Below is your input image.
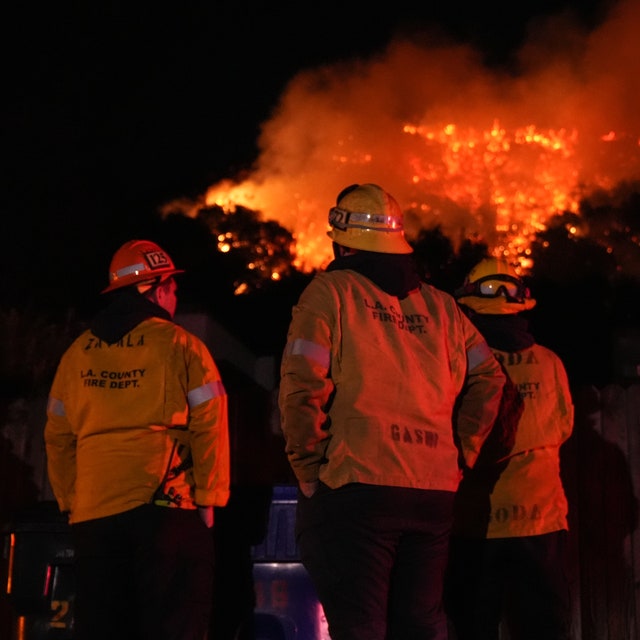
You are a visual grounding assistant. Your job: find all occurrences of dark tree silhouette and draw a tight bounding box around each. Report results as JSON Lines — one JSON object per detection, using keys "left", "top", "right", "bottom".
{"left": 411, "top": 225, "right": 489, "bottom": 293}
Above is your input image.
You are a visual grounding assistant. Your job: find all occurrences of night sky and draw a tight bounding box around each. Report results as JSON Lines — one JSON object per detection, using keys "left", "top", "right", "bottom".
{"left": 2, "top": 0, "right": 608, "bottom": 312}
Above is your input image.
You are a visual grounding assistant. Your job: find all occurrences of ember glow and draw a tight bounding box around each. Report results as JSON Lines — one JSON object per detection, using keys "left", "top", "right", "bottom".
{"left": 162, "top": 0, "right": 640, "bottom": 279}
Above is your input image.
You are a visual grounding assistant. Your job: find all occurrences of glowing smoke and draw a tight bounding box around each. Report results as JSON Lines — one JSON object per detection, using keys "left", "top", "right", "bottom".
{"left": 162, "top": 0, "right": 640, "bottom": 271}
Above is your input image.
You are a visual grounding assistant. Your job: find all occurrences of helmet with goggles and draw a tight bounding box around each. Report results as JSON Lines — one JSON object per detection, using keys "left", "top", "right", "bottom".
{"left": 327, "top": 183, "right": 413, "bottom": 254}
{"left": 455, "top": 257, "right": 536, "bottom": 314}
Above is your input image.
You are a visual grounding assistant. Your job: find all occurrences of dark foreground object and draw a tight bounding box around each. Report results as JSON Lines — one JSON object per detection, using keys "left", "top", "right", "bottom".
{"left": 2, "top": 486, "right": 325, "bottom": 640}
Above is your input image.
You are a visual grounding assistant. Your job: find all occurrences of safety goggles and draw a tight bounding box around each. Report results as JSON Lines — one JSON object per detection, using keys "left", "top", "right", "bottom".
{"left": 459, "top": 275, "right": 529, "bottom": 303}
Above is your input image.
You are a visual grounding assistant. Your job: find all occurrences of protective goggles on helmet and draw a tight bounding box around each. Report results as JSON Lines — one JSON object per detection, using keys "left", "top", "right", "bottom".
{"left": 328, "top": 206, "right": 405, "bottom": 232}
{"left": 458, "top": 275, "right": 529, "bottom": 303}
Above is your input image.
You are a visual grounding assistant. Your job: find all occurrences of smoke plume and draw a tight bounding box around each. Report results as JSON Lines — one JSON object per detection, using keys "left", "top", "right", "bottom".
{"left": 163, "top": 0, "right": 640, "bottom": 270}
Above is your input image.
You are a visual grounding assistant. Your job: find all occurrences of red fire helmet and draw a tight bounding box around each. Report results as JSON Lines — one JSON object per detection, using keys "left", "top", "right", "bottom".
{"left": 102, "top": 239, "right": 184, "bottom": 293}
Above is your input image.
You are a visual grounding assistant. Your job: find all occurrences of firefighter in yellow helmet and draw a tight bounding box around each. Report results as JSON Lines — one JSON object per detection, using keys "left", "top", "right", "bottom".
{"left": 278, "top": 184, "right": 506, "bottom": 640}
{"left": 327, "top": 182, "right": 414, "bottom": 254}
{"left": 45, "top": 239, "right": 230, "bottom": 640}
{"left": 446, "top": 257, "right": 574, "bottom": 640}
{"left": 454, "top": 257, "right": 537, "bottom": 315}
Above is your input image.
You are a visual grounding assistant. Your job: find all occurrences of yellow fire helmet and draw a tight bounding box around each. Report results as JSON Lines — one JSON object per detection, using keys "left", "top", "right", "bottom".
{"left": 455, "top": 257, "right": 537, "bottom": 314}
{"left": 327, "top": 183, "right": 413, "bottom": 254}
{"left": 102, "top": 239, "right": 184, "bottom": 293}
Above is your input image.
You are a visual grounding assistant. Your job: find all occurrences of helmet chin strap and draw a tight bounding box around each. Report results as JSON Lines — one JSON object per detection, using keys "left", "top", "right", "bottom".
{"left": 135, "top": 280, "right": 157, "bottom": 295}
{"left": 139, "top": 277, "right": 177, "bottom": 318}
{"left": 333, "top": 243, "right": 357, "bottom": 259}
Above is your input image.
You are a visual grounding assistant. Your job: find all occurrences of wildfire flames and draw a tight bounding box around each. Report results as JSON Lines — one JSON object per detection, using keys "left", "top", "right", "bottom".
{"left": 162, "top": 0, "right": 640, "bottom": 280}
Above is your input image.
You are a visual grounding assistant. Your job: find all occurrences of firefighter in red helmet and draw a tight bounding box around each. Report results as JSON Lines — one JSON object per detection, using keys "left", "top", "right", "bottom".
{"left": 446, "top": 257, "right": 574, "bottom": 640}
{"left": 101, "top": 238, "right": 185, "bottom": 293}
{"left": 45, "top": 239, "right": 230, "bottom": 640}
{"left": 278, "top": 184, "right": 506, "bottom": 640}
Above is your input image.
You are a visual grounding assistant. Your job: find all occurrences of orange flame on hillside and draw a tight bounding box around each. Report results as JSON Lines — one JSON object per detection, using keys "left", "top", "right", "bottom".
{"left": 162, "top": 0, "right": 640, "bottom": 279}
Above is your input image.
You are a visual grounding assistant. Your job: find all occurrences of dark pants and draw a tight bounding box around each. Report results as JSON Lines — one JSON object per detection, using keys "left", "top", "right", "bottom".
{"left": 445, "top": 530, "right": 572, "bottom": 640}
{"left": 71, "top": 504, "right": 214, "bottom": 640}
{"left": 210, "top": 485, "right": 273, "bottom": 640}
{"left": 296, "top": 483, "right": 455, "bottom": 640}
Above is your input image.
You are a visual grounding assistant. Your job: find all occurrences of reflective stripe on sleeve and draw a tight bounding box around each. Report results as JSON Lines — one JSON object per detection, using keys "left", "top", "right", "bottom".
{"left": 188, "top": 380, "right": 226, "bottom": 408}
{"left": 284, "top": 338, "right": 330, "bottom": 371}
{"left": 467, "top": 341, "right": 492, "bottom": 372}
{"left": 48, "top": 396, "right": 66, "bottom": 417}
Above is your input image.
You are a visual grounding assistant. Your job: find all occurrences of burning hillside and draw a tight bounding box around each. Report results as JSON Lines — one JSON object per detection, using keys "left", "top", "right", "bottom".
{"left": 161, "top": 0, "right": 640, "bottom": 277}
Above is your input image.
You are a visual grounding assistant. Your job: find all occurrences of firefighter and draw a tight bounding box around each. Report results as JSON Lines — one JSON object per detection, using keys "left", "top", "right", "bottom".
{"left": 45, "top": 239, "right": 230, "bottom": 640}
{"left": 278, "top": 183, "right": 506, "bottom": 640}
{"left": 446, "top": 257, "right": 574, "bottom": 640}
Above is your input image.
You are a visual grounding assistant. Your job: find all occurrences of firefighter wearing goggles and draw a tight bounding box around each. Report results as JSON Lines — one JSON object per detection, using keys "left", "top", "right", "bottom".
{"left": 447, "top": 257, "right": 574, "bottom": 640}
{"left": 454, "top": 257, "right": 536, "bottom": 314}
